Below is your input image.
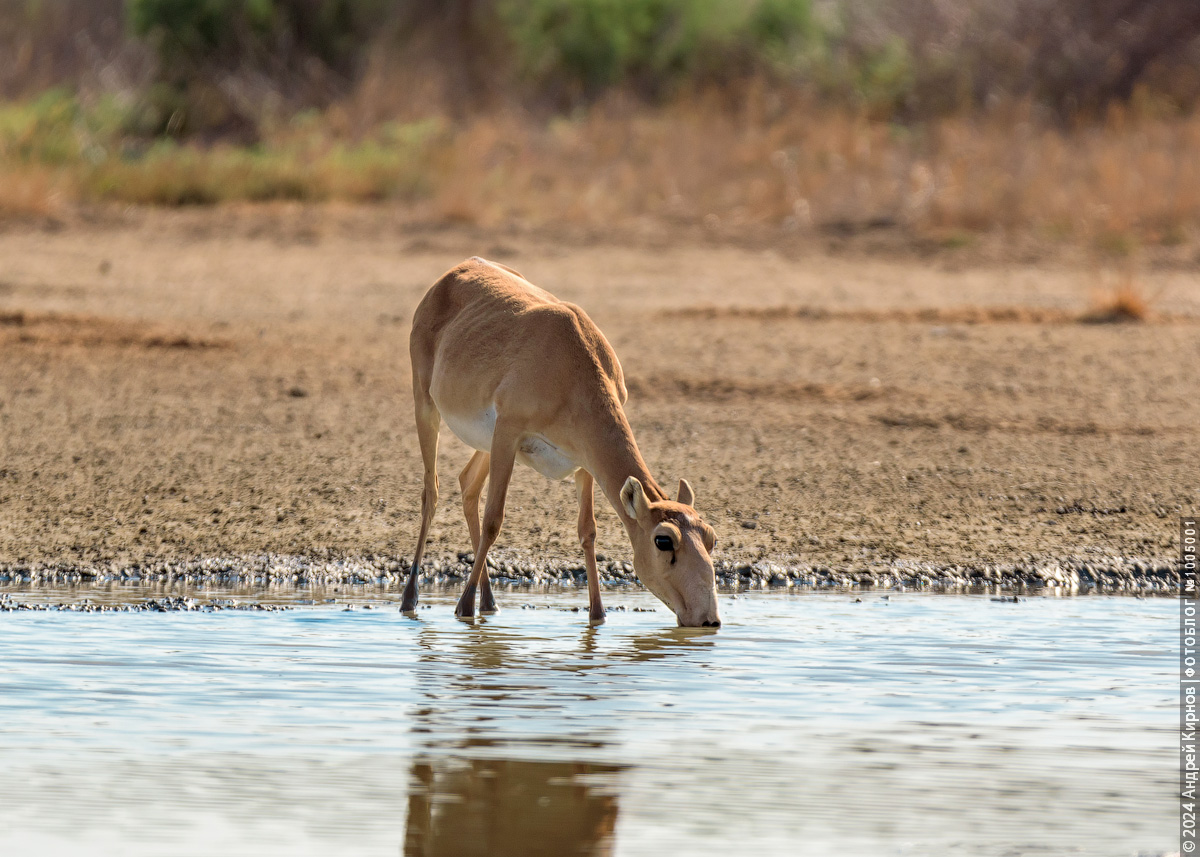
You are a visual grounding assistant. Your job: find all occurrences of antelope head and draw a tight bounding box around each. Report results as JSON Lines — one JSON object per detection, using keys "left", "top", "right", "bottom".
{"left": 620, "top": 476, "right": 720, "bottom": 628}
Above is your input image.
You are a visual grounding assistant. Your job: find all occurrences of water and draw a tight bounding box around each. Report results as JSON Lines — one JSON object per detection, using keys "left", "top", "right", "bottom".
{"left": 0, "top": 589, "right": 1175, "bottom": 856}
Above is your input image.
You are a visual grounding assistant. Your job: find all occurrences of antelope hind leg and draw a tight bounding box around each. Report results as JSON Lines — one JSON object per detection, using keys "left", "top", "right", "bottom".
{"left": 402, "top": 392, "right": 441, "bottom": 614}
{"left": 459, "top": 451, "right": 497, "bottom": 614}
{"left": 456, "top": 423, "right": 518, "bottom": 619}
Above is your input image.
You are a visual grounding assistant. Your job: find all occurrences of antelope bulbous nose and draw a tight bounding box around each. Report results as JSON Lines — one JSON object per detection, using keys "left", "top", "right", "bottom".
{"left": 701, "top": 619, "right": 721, "bottom": 628}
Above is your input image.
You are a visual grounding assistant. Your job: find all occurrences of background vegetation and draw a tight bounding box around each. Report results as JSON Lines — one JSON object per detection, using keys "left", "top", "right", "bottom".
{"left": 1, "top": 0, "right": 1199, "bottom": 254}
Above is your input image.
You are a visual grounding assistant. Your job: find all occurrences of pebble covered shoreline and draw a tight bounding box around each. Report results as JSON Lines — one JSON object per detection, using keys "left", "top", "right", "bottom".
{"left": 0, "top": 550, "right": 1178, "bottom": 604}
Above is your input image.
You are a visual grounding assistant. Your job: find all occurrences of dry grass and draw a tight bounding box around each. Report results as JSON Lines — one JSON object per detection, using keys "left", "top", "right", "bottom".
{"left": 0, "top": 164, "right": 62, "bottom": 219}
{"left": 0, "top": 87, "right": 1198, "bottom": 255}
{"left": 80, "top": 134, "right": 438, "bottom": 206}
{"left": 1081, "top": 272, "right": 1157, "bottom": 324}
{"left": 419, "top": 94, "right": 1200, "bottom": 250}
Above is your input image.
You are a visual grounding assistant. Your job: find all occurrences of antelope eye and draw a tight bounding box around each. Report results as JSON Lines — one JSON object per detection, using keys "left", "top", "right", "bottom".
{"left": 654, "top": 534, "right": 674, "bottom": 552}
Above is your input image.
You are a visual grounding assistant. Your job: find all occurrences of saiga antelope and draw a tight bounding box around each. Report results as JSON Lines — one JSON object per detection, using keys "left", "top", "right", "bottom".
{"left": 402, "top": 257, "right": 720, "bottom": 628}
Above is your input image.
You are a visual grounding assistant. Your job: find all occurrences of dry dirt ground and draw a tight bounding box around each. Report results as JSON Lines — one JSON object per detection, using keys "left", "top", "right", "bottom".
{"left": 0, "top": 206, "right": 1196, "bottom": 581}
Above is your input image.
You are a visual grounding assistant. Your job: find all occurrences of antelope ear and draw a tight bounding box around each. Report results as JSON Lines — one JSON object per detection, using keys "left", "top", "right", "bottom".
{"left": 677, "top": 478, "right": 695, "bottom": 507}
{"left": 621, "top": 476, "right": 651, "bottom": 521}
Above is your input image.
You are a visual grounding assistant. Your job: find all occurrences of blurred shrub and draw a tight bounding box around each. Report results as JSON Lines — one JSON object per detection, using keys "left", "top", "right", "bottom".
{"left": 0, "top": 0, "right": 138, "bottom": 100}
{"left": 499, "top": 0, "right": 819, "bottom": 99}
{"left": 128, "top": 0, "right": 384, "bottom": 71}
{"left": 1019, "top": 0, "right": 1200, "bottom": 114}
{"left": 0, "top": 89, "right": 127, "bottom": 164}
{"left": 127, "top": 0, "right": 273, "bottom": 63}
{"left": 851, "top": 0, "right": 1200, "bottom": 117}
{"left": 1, "top": 0, "right": 1199, "bottom": 133}
{"left": 0, "top": 89, "right": 81, "bottom": 164}
{"left": 126, "top": 0, "right": 394, "bottom": 136}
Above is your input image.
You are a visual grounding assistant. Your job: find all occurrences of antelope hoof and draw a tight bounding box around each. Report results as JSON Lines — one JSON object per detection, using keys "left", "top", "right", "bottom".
{"left": 480, "top": 591, "right": 498, "bottom": 615}
{"left": 589, "top": 609, "right": 606, "bottom": 626}
{"left": 400, "top": 577, "right": 419, "bottom": 614}
{"left": 455, "top": 585, "right": 477, "bottom": 619}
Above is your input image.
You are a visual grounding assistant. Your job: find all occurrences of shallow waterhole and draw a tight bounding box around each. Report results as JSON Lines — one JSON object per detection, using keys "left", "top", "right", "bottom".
{"left": 0, "top": 588, "right": 1173, "bottom": 857}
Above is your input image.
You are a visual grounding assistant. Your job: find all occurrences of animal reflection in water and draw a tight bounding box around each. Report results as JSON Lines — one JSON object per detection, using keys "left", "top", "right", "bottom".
{"left": 403, "top": 757, "right": 621, "bottom": 857}
{"left": 401, "top": 624, "right": 714, "bottom": 855}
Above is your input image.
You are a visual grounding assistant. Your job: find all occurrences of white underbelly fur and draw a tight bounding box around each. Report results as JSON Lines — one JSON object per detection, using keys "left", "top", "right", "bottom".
{"left": 440, "top": 404, "right": 579, "bottom": 481}
{"left": 516, "top": 435, "right": 579, "bottom": 480}
{"left": 442, "top": 405, "right": 496, "bottom": 454}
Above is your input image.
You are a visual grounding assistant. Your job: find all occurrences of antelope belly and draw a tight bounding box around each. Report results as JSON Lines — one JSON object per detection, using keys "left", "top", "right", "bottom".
{"left": 442, "top": 405, "right": 496, "bottom": 453}
{"left": 517, "top": 435, "right": 579, "bottom": 480}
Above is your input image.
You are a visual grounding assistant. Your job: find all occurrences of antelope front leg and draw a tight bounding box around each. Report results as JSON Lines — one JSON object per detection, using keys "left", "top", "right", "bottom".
{"left": 575, "top": 470, "right": 605, "bottom": 625}
{"left": 455, "top": 426, "right": 517, "bottom": 619}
